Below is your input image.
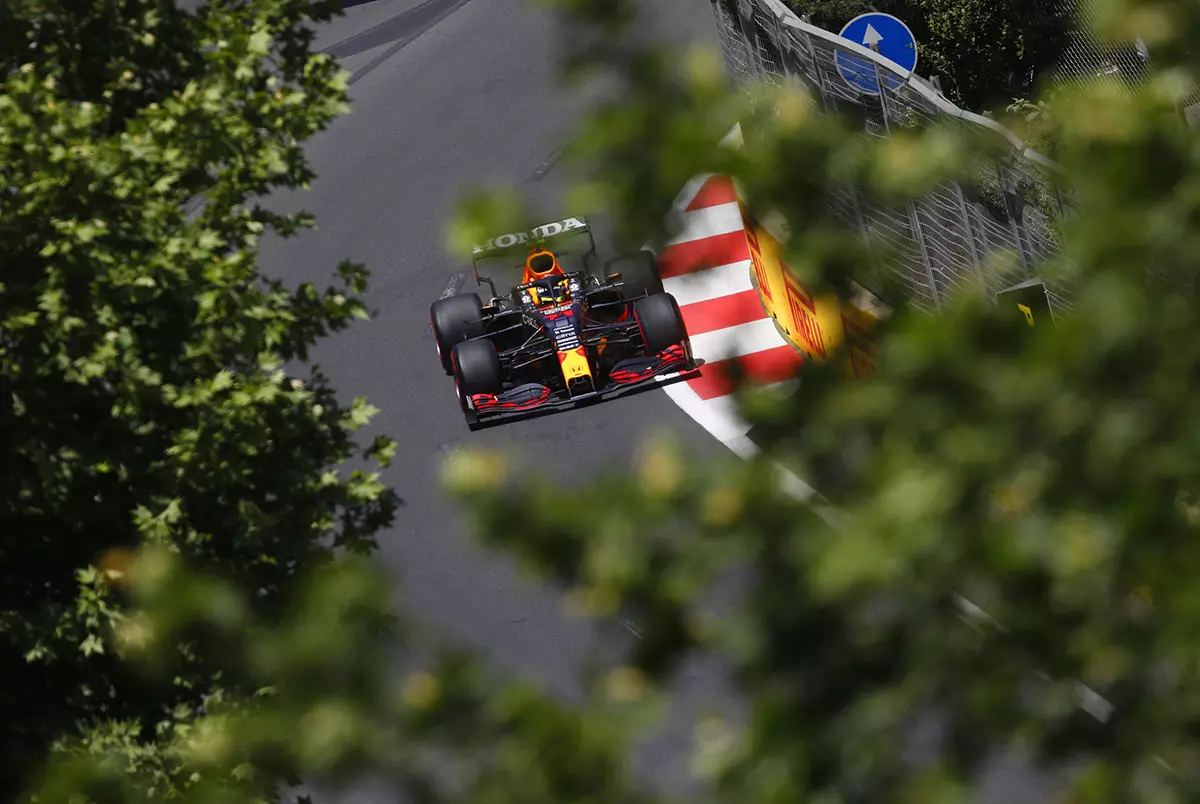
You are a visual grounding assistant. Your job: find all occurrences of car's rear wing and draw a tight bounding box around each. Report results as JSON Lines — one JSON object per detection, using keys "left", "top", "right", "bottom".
{"left": 471, "top": 216, "right": 594, "bottom": 259}
{"left": 470, "top": 216, "right": 597, "bottom": 296}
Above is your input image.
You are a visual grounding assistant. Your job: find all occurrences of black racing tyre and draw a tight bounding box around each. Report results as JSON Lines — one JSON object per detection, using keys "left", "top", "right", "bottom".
{"left": 604, "top": 249, "right": 664, "bottom": 298}
{"left": 451, "top": 339, "right": 503, "bottom": 409}
{"left": 431, "top": 293, "right": 484, "bottom": 374}
{"left": 634, "top": 292, "right": 686, "bottom": 355}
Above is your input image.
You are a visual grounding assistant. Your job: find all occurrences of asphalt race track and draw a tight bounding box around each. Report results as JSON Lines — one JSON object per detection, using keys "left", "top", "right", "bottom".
{"left": 253, "top": 0, "right": 1064, "bottom": 800}
{"left": 257, "top": 0, "right": 737, "bottom": 796}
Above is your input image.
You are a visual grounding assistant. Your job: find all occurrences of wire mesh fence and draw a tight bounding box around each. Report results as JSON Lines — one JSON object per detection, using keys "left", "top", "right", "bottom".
{"left": 1055, "top": 0, "right": 1200, "bottom": 123}
{"left": 1055, "top": 0, "right": 1151, "bottom": 91}
{"left": 710, "top": 0, "right": 1073, "bottom": 315}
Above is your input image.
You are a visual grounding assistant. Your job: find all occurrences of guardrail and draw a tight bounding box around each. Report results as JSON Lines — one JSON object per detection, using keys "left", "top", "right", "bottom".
{"left": 710, "top": 0, "right": 1074, "bottom": 317}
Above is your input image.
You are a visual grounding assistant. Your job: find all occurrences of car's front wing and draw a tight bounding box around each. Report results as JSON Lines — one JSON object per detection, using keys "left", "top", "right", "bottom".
{"left": 462, "top": 343, "right": 702, "bottom": 430}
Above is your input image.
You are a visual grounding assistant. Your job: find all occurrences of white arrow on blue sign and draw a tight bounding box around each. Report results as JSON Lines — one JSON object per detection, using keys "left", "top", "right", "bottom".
{"left": 834, "top": 12, "right": 919, "bottom": 96}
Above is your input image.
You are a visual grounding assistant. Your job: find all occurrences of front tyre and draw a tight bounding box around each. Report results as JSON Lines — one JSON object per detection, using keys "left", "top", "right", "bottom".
{"left": 633, "top": 292, "right": 687, "bottom": 355}
{"left": 451, "top": 339, "right": 503, "bottom": 413}
{"left": 431, "top": 293, "right": 485, "bottom": 374}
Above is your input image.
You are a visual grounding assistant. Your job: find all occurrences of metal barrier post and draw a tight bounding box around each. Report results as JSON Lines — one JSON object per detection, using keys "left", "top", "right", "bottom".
{"left": 953, "top": 183, "right": 991, "bottom": 302}
{"left": 872, "top": 47, "right": 942, "bottom": 309}
{"left": 995, "top": 157, "right": 1032, "bottom": 275}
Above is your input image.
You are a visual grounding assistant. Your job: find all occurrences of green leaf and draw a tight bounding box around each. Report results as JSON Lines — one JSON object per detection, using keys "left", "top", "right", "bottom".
{"left": 80, "top": 634, "right": 105, "bottom": 656}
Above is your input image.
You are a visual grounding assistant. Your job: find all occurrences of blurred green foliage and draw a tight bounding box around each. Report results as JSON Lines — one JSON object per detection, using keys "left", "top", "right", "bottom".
{"left": 0, "top": 0, "right": 397, "bottom": 797}
{"left": 10, "top": 0, "right": 1200, "bottom": 802}
{"left": 784, "top": 0, "right": 1073, "bottom": 112}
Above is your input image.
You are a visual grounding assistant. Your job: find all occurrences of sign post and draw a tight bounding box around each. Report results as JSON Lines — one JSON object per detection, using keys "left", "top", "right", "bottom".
{"left": 834, "top": 12, "right": 919, "bottom": 96}
{"left": 996, "top": 278, "right": 1054, "bottom": 328}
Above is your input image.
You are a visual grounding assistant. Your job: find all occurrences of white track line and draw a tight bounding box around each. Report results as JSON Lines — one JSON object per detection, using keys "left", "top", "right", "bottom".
{"left": 669, "top": 173, "right": 717, "bottom": 210}
{"left": 650, "top": 154, "right": 821, "bottom": 505}
{"left": 660, "top": 381, "right": 752, "bottom": 443}
{"left": 688, "top": 318, "right": 787, "bottom": 362}
{"left": 666, "top": 202, "right": 745, "bottom": 244}
{"left": 663, "top": 260, "right": 755, "bottom": 307}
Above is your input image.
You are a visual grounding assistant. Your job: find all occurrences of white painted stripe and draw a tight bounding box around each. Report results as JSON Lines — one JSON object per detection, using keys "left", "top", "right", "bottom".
{"left": 688, "top": 318, "right": 783, "bottom": 362}
{"left": 720, "top": 123, "right": 744, "bottom": 149}
{"left": 666, "top": 202, "right": 744, "bottom": 245}
{"left": 659, "top": 381, "right": 822, "bottom": 500}
{"left": 719, "top": 432, "right": 761, "bottom": 460}
{"left": 663, "top": 384, "right": 825, "bottom": 510}
{"left": 663, "top": 260, "right": 754, "bottom": 306}
{"left": 669, "top": 173, "right": 716, "bottom": 211}
{"left": 694, "top": 393, "right": 754, "bottom": 438}
{"left": 661, "top": 382, "right": 752, "bottom": 443}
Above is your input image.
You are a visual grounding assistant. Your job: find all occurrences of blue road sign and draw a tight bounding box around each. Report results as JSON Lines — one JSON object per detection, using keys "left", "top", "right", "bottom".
{"left": 834, "top": 12, "right": 919, "bottom": 96}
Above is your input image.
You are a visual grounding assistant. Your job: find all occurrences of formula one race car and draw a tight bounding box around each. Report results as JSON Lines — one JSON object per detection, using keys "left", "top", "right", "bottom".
{"left": 430, "top": 215, "right": 700, "bottom": 430}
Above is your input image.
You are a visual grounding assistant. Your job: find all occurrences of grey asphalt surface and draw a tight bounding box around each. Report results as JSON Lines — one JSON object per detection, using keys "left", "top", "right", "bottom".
{"left": 258, "top": 0, "right": 738, "bottom": 796}
{"left": 276, "top": 0, "right": 724, "bottom": 691}
{"left": 255, "top": 0, "right": 1065, "bottom": 800}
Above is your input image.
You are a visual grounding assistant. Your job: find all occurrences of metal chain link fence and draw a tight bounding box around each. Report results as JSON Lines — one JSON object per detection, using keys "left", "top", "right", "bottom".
{"left": 1055, "top": 0, "right": 1200, "bottom": 123}
{"left": 710, "top": 0, "right": 1075, "bottom": 315}
{"left": 1055, "top": 0, "right": 1150, "bottom": 91}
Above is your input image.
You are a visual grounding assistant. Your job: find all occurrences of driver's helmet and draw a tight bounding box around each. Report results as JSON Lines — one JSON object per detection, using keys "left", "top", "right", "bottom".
{"left": 522, "top": 247, "right": 563, "bottom": 284}
{"left": 527, "top": 275, "right": 571, "bottom": 307}
{"left": 547, "top": 276, "right": 571, "bottom": 304}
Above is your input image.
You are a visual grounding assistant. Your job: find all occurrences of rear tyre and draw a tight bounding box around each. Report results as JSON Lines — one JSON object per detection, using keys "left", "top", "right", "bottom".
{"left": 451, "top": 339, "right": 503, "bottom": 412}
{"left": 431, "top": 293, "right": 484, "bottom": 374}
{"left": 634, "top": 292, "right": 687, "bottom": 355}
{"left": 605, "top": 250, "right": 664, "bottom": 298}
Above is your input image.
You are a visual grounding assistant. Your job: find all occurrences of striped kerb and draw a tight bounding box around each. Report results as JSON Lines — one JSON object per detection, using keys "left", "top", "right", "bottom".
{"left": 656, "top": 175, "right": 804, "bottom": 403}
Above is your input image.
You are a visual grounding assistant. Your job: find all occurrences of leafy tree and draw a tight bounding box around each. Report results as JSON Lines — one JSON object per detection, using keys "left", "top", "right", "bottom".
{"left": 908, "top": 0, "right": 1073, "bottom": 112}
{"left": 784, "top": 0, "right": 904, "bottom": 33}
{"left": 783, "top": 0, "right": 1073, "bottom": 112}
{"left": 0, "top": 0, "right": 397, "bottom": 797}
{"left": 14, "top": 0, "right": 1200, "bottom": 802}
{"left": 1002, "top": 95, "right": 1063, "bottom": 160}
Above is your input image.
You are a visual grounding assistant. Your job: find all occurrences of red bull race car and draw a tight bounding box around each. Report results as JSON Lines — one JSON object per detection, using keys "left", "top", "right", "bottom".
{"left": 429, "top": 216, "right": 700, "bottom": 430}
